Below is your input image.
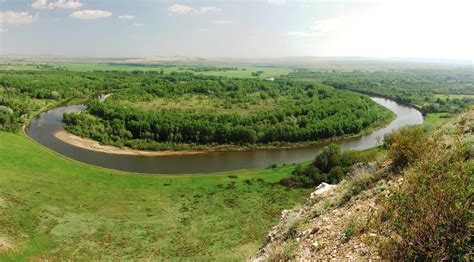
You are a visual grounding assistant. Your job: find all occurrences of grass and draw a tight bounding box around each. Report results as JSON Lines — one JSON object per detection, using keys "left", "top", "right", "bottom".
{"left": 115, "top": 93, "right": 282, "bottom": 115}
{"left": 341, "top": 220, "right": 358, "bottom": 242}
{"left": 196, "top": 67, "right": 292, "bottom": 78}
{"left": 434, "top": 94, "right": 474, "bottom": 100}
{"left": 424, "top": 112, "right": 453, "bottom": 124}
{"left": 62, "top": 64, "right": 293, "bottom": 79}
{"left": 0, "top": 132, "right": 310, "bottom": 260}
{"left": 0, "top": 61, "right": 293, "bottom": 79}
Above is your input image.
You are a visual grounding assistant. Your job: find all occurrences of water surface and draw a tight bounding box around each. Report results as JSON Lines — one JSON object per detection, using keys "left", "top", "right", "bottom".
{"left": 27, "top": 97, "right": 423, "bottom": 174}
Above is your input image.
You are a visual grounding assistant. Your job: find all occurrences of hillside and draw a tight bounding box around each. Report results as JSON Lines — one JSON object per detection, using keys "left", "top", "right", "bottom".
{"left": 0, "top": 131, "right": 311, "bottom": 260}
{"left": 254, "top": 107, "right": 473, "bottom": 261}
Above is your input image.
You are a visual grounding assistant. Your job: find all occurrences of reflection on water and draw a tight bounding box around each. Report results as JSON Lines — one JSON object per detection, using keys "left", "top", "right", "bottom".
{"left": 26, "top": 98, "right": 423, "bottom": 174}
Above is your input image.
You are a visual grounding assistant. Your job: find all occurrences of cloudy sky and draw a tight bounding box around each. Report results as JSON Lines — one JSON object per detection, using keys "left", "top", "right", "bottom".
{"left": 0, "top": 0, "right": 473, "bottom": 59}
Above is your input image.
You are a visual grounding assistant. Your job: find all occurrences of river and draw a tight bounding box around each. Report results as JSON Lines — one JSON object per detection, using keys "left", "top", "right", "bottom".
{"left": 26, "top": 97, "right": 423, "bottom": 174}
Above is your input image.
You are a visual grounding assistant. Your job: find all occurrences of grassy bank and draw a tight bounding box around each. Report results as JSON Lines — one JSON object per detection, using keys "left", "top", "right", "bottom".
{"left": 0, "top": 132, "right": 310, "bottom": 260}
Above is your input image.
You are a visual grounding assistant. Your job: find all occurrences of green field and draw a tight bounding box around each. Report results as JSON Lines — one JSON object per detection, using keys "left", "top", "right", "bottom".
{"left": 0, "top": 132, "right": 310, "bottom": 260}
{"left": 424, "top": 112, "right": 453, "bottom": 124}
{"left": 0, "top": 61, "right": 292, "bottom": 79}
{"left": 434, "top": 94, "right": 474, "bottom": 100}
{"left": 116, "top": 93, "right": 281, "bottom": 115}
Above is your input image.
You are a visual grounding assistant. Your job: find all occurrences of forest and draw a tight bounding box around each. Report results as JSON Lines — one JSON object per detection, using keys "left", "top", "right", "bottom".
{"left": 61, "top": 74, "right": 393, "bottom": 150}
{"left": 287, "top": 69, "right": 474, "bottom": 114}
{"left": 1, "top": 66, "right": 473, "bottom": 147}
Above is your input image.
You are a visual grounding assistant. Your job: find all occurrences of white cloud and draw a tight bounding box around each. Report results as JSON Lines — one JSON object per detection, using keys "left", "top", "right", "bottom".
{"left": 168, "top": 4, "right": 220, "bottom": 15}
{"left": 31, "top": 0, "right": 82, "bottom": 9}
{"left": 287, "top": 31, "right": 316, "bottom": 37}
{"left": 289, "top": 0, "right": 474, "bottom": 60}
{"left": 0, "top": 28, "right": 8, "bottom": 33}
{"left": 267, "top": 0, "right": 287, "bottom": 5}
{"left": 70, "top": 10, "right": 112, "bottom": 20}
{"left": 31, "top": 0, "right": 47, "bottom": 8}
{"left": 288, "top": 17, "right": 346, "bottom": 37}
{"left": 168, "top": 4, "right": 193, "bottom": 15}
{"left": 196, "top": 6, "right": 221, "bottom": 14}
{"left": 310, "top": 17, "right": 346, "bottom": 34}
{"left": 213, "top": 19, "right": 232, "bottom": 24}
{"left": 0, "top": 11, "right": 37, "bottom": 24}
{"left": 132, "top": 22, "right": 144, "bottom": 27}
{"left": 118, "top": 15, "right": 135, "bottom": 20}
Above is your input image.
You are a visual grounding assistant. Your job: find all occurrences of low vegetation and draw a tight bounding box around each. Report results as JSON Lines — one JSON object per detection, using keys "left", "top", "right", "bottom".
{"left": 383, "top": 126, "right": 429, "bottom": 169}
{"left": 282, "top": 144, "right": 381, "bottom": 188}
{"left": 375, "top": 120, "right": 473, "bottom": 260}
{"left": 0, "top": 131, "right": 310, "bottom": 260}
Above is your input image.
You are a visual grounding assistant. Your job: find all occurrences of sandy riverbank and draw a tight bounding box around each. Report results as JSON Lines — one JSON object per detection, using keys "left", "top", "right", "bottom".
{"left": 54, "top": 131, "right": 208, "bottom": 156}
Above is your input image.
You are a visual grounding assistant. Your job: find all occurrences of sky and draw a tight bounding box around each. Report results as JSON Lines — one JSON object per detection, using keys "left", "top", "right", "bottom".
{"left": 0, "top": 0, "right": 473, "bottom": 60}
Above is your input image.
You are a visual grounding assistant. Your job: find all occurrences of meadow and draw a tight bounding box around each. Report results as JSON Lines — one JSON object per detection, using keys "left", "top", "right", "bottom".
{"left": 0, "top": 60, "right": 293, "bottom": 79}
{"left": 0, "top": 131, "right": 310, "bottom": 260}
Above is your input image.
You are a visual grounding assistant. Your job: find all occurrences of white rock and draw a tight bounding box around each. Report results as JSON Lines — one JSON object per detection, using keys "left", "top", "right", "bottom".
{"left": 310, "top": 182, "right": 336, "bottom": 198}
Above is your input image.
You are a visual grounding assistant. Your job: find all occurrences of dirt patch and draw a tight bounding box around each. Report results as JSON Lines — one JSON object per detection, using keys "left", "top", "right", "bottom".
{"left": 0, "top": 236, "right": 14, "bottom": 253}
{"left": 55, "top": 131, "right": 209, "bottom": 156}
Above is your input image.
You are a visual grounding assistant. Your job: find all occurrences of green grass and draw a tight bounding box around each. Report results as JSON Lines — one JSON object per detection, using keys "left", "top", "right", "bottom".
{"left": 424, "top": 112, "right": 453, "bottom": 124}
{"left": 63, "top": 63, "right": 292, "bottom": 78}
{"left": 0, "top": 62, "right": 293, "bottom": 79}
{"left": 115, "top": 93, "right": 282, "bottom": 115}
{"left": 434, "top": 94, "right": 474, "bottom": 100}
{"left": 0, "top": 132, "right": 310, "bottom": 260}
{"left": 196, "top": 67, "right": 292, "bottom": 78}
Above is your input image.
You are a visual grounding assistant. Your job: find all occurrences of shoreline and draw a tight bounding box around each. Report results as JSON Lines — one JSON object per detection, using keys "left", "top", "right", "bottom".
{"left": 51, "top": 96, "right": 397, "bottom": 157}
{"left": 54, "top": 131, "right": 209, "bottom": 156}
{"left": 55, "top": 114, "right": 393, "bottom": 156}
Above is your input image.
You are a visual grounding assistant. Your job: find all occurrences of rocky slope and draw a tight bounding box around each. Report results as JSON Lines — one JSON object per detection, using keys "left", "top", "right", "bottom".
{"left": 253, "top": 107, "right": 473, "bottom": 261}
{"left": 253, "top": 163, "right": 391, "bottom": 261}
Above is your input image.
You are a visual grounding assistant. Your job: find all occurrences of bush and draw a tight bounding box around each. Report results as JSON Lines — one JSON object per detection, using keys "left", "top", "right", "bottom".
{"left": 384, "top": 126, "right": 428, "bottom": 169}
{"left": 282, "top": 144, "right": 383, "bottom": 188}
{"left": 377, "top": 134, "right": 473, "bottom": 260}
{"left": 282, "top": 144, "right": 345, "bottom": 187}
{"left": 313, "top": 144, "right": 342, "bottom": 173}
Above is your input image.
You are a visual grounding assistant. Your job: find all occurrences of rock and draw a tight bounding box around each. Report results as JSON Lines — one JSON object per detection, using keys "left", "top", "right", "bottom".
{"left": 302, "top": 227, "right": 319, "bottom": 236}
{"left": 312, "top": 241, "right": 319, "bottom": 249}
{"left": 301, "top": 247, "right": 311, "bottom": 258}
{"left": 310, "top": 183, "right": 336, "bottom": 198}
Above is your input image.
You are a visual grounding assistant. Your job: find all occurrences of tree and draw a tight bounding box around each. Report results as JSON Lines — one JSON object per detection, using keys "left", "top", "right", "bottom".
{"left": 313, "top": 144, "right": 342, "bottom": 173}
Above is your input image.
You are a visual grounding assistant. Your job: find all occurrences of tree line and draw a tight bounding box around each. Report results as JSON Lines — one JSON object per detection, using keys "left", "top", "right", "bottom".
{"left": 63, "top": 76, "right": 393, "bottom": 150}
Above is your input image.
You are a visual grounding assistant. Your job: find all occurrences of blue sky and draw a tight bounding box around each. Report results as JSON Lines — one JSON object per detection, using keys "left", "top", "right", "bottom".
{"left": 0, "top": 0, "right": 473, "bottom": 59}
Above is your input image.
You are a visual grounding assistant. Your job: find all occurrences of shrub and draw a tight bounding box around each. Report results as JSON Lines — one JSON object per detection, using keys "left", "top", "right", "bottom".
{"left": 282, "top": 144, "right": 346, "bottom": 187}
{"left": 313, "top": 144, "right": 342, "bottom": 173}
{"left": 282, "top": 144, "right": 380, "bottom": 188}
{"left": 341, "top": 147, "right": 381, "bottom": 166}
{"left": 266, "top": 241, "right": 297, "bottom": 261}
{"left": 377, "top": 135, "right": 473, "bottom": 260}
{"left": 384, "top": 126, "right": 428, "bottom": 169}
